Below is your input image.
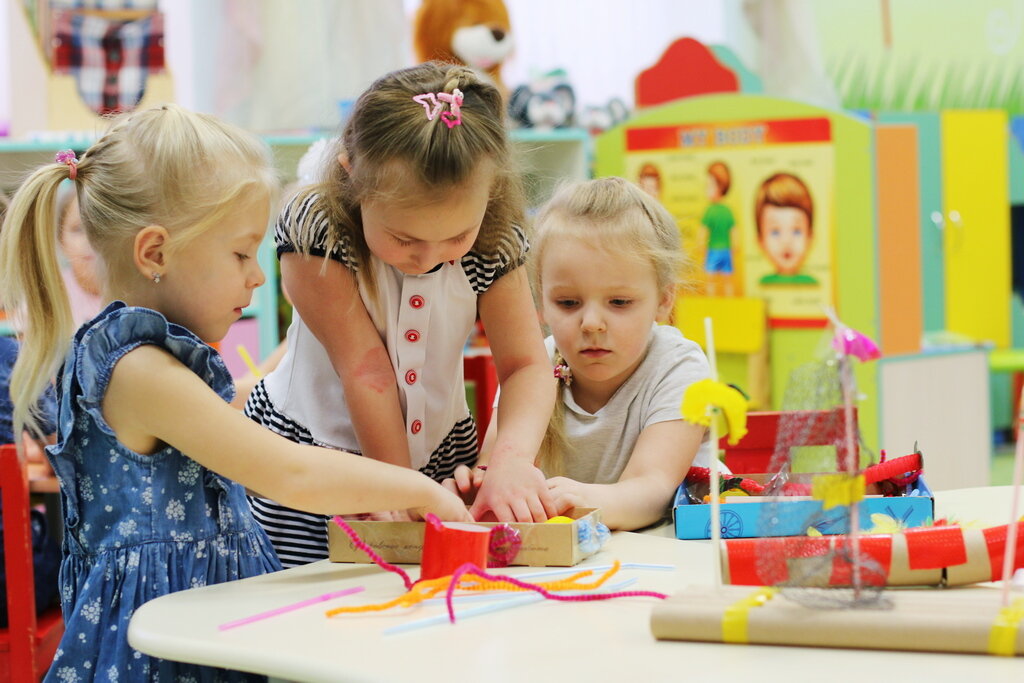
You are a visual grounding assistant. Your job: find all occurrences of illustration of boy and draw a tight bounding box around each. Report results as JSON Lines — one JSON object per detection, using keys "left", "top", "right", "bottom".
{"left": 701, "top": 161, "right": 736, "bottom": 296}
{"left": 754, "top": 172, "right": 818, "bottom": 285}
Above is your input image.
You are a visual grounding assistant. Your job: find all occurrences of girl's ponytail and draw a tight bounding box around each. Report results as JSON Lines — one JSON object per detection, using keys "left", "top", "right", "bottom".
{"left": 0, "top": 163, "right": 76, "bottom": 445}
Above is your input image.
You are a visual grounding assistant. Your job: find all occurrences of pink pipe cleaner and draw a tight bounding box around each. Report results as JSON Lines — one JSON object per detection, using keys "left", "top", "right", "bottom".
{"left": 444, "top": 562, "right": 668, "bottom": 623}
{"left": 332, "top": 515, "right": 414, "bottom": 590}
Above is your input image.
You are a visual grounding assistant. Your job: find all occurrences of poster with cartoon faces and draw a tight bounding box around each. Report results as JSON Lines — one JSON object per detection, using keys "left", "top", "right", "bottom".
{"left": 626, "top": 117, "right": 834, "bottom": 323}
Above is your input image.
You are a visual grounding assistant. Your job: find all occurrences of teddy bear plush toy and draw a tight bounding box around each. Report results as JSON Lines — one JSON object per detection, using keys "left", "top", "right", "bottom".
{"left": 413, "top": 0, "right": 514, "bottom": 97}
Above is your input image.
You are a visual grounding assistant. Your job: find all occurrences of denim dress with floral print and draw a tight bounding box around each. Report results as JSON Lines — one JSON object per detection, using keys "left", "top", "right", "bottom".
{"left": 44, "top": 303, "right": 281, "bottom": 683}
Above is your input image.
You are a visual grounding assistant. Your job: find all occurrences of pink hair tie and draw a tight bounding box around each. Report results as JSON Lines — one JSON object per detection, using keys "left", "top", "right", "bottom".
{"left": 412, "top": 88, "right": 464, "bottom": 129}
{"left": 55, "top": 149, "right": 78, "bottom": 180}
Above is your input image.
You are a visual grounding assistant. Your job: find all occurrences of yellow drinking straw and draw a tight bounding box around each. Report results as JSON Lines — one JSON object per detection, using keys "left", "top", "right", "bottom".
{"left": 236, "top": 345, "right": 262, "bottom": 378}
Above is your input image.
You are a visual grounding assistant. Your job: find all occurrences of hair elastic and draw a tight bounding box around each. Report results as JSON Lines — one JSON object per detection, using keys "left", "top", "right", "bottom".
{"left": 412, "top": 88, "right": 464, "bottom": 129}
{"left": 55, "top": 149, "right": 78, "bottom": 180}
{"left": 552, "top": 351, "right": 573, "bottom": 387}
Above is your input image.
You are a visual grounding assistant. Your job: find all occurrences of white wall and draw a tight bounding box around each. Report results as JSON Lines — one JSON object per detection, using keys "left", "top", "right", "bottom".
{"left": 0, "top": 1, "right": 10, "bottom": 135}
{"left": 404, "top": 0, "right": 728, "bottom": 109}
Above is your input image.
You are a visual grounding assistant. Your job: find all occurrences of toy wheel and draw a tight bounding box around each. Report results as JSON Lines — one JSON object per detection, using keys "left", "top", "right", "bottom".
{"left": 704, "top": 509, "right": 744, "bottom": 538}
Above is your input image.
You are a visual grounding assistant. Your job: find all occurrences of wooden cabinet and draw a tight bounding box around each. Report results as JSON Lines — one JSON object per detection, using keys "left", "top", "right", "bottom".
{"left": 879, "top": 349, "right": 991, "bottom": 491}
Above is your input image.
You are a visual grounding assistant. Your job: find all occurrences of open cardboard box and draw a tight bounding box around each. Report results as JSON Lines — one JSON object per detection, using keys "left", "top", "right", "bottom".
{"left": 673, "top": 474, "right": 933, "bottom": 540}
{"left": 328, "top": 507, "right": 604, "bottom": 567}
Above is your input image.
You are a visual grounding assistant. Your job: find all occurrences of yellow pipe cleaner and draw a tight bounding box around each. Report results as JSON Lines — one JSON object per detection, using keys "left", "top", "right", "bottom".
{"left": 326, "top": 561, "right": 623, "bottom": 617}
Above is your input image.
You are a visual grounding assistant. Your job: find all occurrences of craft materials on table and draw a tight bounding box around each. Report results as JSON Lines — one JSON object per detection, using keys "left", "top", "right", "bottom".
{"left": 652, "top": 585, "right": 1024, "bottom": 656}
{"left": 328, "top": 507, "right": 609, "bottom": 567}
{"left": 326, "top": 515, "right": 667, "bottom": 628}
{"left": 652, "top": 319, "right": 1024, "bottom": 657}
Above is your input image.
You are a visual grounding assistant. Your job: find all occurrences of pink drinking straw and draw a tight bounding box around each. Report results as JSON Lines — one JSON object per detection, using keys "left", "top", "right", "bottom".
{"left": 1001, "top": 386, "right": 1024, "bottom": 607}
{"left": 219, "top": 586, "right": 365, "bottom": 631}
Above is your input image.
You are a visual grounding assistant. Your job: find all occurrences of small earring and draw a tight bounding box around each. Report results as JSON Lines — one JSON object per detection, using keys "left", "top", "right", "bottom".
{"left": 152, "top": 272, "right": 162, "bottom": 284}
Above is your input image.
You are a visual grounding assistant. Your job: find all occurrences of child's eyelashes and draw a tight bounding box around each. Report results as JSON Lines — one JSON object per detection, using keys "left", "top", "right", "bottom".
{"left": 552, "top": 298, "right": 634, "bottom": 309}
{"left": 392, "top": 235, "right": 414, "bottom": 247}
{"left": 235, "top": 252, "right": 251, "bottom": 262}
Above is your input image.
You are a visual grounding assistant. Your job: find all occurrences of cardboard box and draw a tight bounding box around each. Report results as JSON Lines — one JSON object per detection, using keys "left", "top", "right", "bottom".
{"left": 328, "top": 508, "right": 605, "bottom": 567}
{"left": 673, "top": 475, "right": 933, "bottom": 540}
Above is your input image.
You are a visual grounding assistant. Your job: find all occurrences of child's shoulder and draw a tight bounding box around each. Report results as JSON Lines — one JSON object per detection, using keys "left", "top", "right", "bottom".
{"left": 73, "top": 302, "right": 234, "bottom": 400}
{"left": 649, "top": 325, "right": 708, "bottom": 366}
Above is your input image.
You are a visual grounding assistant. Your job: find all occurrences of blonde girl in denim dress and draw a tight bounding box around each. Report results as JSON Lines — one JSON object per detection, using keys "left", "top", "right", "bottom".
{"left": 0, "top": 105, "right": 469, "bottom": 682}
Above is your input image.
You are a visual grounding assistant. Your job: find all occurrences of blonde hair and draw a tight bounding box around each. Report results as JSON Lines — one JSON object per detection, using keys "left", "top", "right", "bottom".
{"left": 0, "top": 103, "right": 277, "bottom": 443}
{"left": 291, "top": 61, "right": 525, "bottom": 297}
{"left": 529, "top": 176, "right": 689, "bottom": 475}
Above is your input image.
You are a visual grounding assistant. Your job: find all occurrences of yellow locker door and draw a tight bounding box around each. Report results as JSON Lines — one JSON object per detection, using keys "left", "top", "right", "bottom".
{"left": 941, "top": 110, "right": 1010, "bottom": 348}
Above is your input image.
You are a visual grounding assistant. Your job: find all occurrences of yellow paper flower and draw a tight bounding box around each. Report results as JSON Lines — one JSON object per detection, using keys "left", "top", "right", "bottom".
{"left": 680, "top": 379, "right": 749, "bottom": 445}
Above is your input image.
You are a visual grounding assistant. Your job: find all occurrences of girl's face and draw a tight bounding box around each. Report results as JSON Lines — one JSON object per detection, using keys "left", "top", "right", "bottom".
{"left": 361, "top": 162, "right": 493, "bottom": 275}
{"left": 539, "top": 232, "right": 673, "bottom": 410}
{"left": 758, "top": 205, "right": 811, "bottom": 275}
{"left": 156, "top": 196, "right": 269, "bottom": 343}
{"left": 60, "top": 196, "right": 101, "bottom": 296}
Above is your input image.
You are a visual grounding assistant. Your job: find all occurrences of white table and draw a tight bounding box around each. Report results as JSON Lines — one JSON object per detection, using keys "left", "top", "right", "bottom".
{"left": 129, "top": 487, "right": 1024, "bottom": 682}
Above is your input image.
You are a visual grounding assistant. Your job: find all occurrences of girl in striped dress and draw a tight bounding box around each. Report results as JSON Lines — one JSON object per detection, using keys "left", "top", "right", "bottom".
{"left": 247, "top": 62, "right": 568, "bottom": 567}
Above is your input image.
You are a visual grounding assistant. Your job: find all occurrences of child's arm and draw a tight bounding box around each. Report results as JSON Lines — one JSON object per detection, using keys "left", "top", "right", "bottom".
{"left": 473, "top": 267, "right": 558, "bottom": 523}
{"left": 104, "top": 345, "right": 470, "bottom": 520}
{"left": 547, "top": 420, "right": 705, "bottom": 530}
{"left": 280, "top": 253, "right": 412, "bottom": 468}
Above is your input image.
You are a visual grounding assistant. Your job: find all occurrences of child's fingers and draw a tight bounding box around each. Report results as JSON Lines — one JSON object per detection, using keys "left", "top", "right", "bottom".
{"left": 472, "top": 466, "right": 487, "bottom": 488}
{"left": 453, "top": 466, "right": 475, "bottom": 494}
{"left": 550, "top": 491, "right": 583, "bottom": 515}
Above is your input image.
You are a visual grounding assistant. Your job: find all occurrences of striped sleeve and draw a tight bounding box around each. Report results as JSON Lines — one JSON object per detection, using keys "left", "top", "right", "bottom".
{"left": 463, "top": 225, "right": 529, "bottom": 294}
{"left": 275, "top": 192, "right": 357, "bottom": 270}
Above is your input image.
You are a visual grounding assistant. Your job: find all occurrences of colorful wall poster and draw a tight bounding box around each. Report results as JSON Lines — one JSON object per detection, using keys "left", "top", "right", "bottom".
{"left": 625, "top": 117, "right": 834, "bottom": 323}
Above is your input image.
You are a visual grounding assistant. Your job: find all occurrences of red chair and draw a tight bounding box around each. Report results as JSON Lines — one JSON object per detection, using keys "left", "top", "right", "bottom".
{"left": 463, "top": 352, "right": 498, "bottom": 448}
{"left": 720, "top": 409, "right": 858, "bottom": 474}
{"left": 0, "top": 444, "right": 63, "bottom": 682}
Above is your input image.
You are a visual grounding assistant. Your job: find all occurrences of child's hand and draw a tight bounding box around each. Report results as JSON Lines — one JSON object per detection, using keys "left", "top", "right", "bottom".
{"left": 546, "top": 476, "right": 588, "bottom": 512}
{"left": 469, "top": 458, "right": 558, "bottom": 523}
{"left": 441, "top": 464, "right": 487, "bottom": 504}
{"left": 411, "top": 484, "right": 473, "bottom": 523}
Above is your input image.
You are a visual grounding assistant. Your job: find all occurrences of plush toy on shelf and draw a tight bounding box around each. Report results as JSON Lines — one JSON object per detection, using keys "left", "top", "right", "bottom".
{"left": 508, "top": 70, "right": 576, "bottom": 130}
{"left": 413, "top": 0, "right": 514, "bottom": 98}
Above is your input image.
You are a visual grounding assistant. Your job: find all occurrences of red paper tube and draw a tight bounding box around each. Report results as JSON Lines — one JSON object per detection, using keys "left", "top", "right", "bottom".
{"left": 421, "top": 521, "right": 492, "bottom": 580}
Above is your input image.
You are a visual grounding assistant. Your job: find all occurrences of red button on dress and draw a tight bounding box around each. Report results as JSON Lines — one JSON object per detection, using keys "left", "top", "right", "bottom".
{"left": 405, "top": 370, "right": 417, "bottom": 385}
{"left": 405, "top": 330, "right": 420, "bottom": 343}
{"left": 409, "top": 295, "right": 425, "bottom": 309}
{"left": 411, "top": 419, "right": 422, "bottom": 434}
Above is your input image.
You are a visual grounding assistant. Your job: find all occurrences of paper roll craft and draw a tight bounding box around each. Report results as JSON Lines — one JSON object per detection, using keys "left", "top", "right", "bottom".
{"left": 722, "top": 520, "right": 1024, "bottom": 587}
{"left": 421, "top": 520, "right": 492, "bottom": 580}
{"left": 651, "top": 584, "right": 1024, "bottom": 656}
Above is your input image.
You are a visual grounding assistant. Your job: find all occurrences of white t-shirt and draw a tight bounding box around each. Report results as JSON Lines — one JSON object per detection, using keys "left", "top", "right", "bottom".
{"left": 550, "top": 323, "right": 715, "bottom": 484}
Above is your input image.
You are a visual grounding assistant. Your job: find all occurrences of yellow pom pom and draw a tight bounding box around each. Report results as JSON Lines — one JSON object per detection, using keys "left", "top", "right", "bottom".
{"left": 545, "top": 516, "right": 575, "bottom": 524}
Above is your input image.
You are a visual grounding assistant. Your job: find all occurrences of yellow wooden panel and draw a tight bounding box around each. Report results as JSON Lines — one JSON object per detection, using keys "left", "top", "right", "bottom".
{"left": 673, "top": 296, "right": 766, "bottom": 354}
{"left": 941, "top": 110, "right": 1010, "bottom": 348}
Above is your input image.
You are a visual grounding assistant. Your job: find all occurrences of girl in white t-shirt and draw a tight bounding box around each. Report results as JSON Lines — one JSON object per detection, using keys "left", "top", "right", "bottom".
{"left": 449, "top": 177, "right": 715, "bottom": 530}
